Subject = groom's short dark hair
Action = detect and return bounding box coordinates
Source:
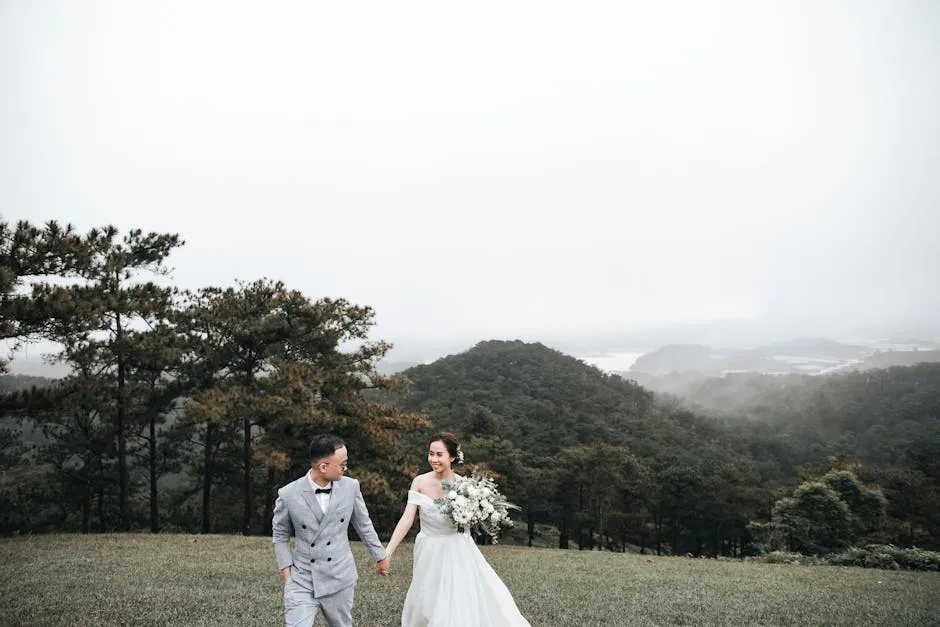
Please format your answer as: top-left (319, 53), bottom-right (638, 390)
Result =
top-left (309, 434), bottom-right (345, 463)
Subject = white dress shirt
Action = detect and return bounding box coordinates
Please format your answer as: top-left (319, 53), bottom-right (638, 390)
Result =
top-left (307, 471), bottom-right (332, 513)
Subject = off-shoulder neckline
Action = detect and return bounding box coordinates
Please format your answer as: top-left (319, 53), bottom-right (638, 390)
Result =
top-left (408, 490), bottom-right (437, 501)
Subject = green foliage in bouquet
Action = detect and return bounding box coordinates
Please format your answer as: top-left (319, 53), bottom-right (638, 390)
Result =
top-left (435, 471), bottom-right (520, 542)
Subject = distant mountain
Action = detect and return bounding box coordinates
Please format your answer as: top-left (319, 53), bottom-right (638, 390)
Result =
top-left (856, 349), bottom-right (940, 370)
top-left (630, 338), bottom-right (873, 377)
top-left (375, 360), bottom-right (423, 375)
top-left (618, 338), bottom-right (940, 413)
top-left (0, 374), bottom-right (55, 393)
top-left (630, 344), bottom-right (717, 375)
top-left (746, 338), bottom-right (868, 360)
top-left (2, 351), bottom-right (70, 378)
top-left (621, 349), bottom-right (940, 417)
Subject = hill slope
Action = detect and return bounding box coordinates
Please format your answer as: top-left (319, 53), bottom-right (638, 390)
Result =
top-left (392, 339), bottom-right (721, 459)
top-left (391, 342), bottom-right (940, 550)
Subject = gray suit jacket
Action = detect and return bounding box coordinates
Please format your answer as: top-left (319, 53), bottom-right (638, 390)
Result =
top-left (272, 474), bottom-right (387, 598)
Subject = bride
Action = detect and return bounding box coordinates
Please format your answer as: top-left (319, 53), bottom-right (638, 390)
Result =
top-left (384, 432), bottom-right (530, 627)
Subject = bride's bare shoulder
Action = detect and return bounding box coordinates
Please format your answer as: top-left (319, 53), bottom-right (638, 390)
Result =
top-left (410, 472), bottom-right (434, 493)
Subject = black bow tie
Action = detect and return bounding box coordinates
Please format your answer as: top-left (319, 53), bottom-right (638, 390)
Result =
top-left (315, 488), bottom-right (332, 494)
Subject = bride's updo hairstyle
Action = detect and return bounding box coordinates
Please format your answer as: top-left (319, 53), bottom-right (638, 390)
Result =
top-left (429, 432), bottom-right (461, 463)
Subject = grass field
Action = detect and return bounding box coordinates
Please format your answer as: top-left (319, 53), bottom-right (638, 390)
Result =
top-left (1, 534), bottom-right (938, 626)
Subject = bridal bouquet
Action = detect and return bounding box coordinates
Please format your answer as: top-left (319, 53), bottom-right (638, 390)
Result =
top-left (435, 471), bottom-right (520, 542)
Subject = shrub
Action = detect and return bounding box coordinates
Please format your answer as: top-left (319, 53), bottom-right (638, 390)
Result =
top-left (746, 545), bottom-right (940, 571)
top-left (829, 544), bottom-right (940, 571)
top-left (745, 551), bottom-right (826, 566)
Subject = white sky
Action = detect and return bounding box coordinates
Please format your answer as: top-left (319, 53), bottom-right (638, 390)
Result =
top-left (2, 0), bottom-right (939, 361)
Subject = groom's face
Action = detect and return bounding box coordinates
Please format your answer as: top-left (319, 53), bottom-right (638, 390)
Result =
top-left (317, 445), bottom-right (348, 481)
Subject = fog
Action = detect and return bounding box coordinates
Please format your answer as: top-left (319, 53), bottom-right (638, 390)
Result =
top-left (3, 1), bottom-right (939, 367)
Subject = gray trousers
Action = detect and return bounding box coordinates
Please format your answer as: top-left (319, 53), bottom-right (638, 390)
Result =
top-left (284, 577), bottom-right (355, 627)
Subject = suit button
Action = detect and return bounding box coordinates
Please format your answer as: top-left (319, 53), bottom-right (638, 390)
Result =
top-left (312, 559), bottom-right (315, 563)
top-left (327, 541), bottom-right (331, 546)
top-left (340, 518), bottom-right (344, 522)
top-left (311, 542), bottom-right (315, 547)
top-left (327, 557), bottom-right (332, 562)
top-left (302, 524), bottom-right (306, 529)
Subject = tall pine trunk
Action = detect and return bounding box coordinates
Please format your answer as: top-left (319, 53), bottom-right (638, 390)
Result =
top-left (241, 366), bottom-right (256, 537)
top-left (242, 417), bottom-right (252, 535)
top-left (81, 478), bottom-right (91, 533)
top-left (577, 486), bottom-right (584, 549)
top-left (672, 512), bottom-right (681, 555)
top-left (96, 481), bottom-right (105, 532)
top-left (115, 308), bottom-right (129, 530)
top-left (201, 422), bottom-right (215, 533)
top-left (527, 510), bottom-right (535, 547)
top-left (655, 512), bottom-right (663, 555)
top-left (149, 413), bottom-right (158, 532)
top-left (262, 468), bottom-right (275, 536)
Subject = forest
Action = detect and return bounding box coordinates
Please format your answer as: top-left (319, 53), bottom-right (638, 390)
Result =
top-left (2, 219), bottom-right (938, 561)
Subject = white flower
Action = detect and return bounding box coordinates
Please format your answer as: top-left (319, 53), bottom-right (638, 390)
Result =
top-left (434, 471), bottom-right (520, 541)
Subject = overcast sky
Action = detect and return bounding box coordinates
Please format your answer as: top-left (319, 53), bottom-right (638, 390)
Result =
top-left (2, 1), bottom-right (939, 361)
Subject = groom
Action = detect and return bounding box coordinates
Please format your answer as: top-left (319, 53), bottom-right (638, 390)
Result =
top-left (273, 434), bottom-right (390, 627)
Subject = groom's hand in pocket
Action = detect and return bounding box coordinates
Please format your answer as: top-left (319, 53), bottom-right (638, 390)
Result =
top-left (281, 566), bottom-right (291, 583)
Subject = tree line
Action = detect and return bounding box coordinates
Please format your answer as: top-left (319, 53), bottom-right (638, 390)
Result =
top-left (2, 218), bottom-right (938, 562)
top-left (1, 219), bottom-right (427, 536)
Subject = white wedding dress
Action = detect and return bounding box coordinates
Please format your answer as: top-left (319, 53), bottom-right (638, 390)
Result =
top-left (401, 490), bottom-right (530, 627)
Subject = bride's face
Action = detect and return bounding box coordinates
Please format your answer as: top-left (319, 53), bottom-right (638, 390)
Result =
top-left (428, 440), bottom-right (452, 473)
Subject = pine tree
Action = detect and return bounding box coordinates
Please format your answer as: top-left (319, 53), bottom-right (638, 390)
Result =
top-left (177, 279), bottom-right (429, 535)
top-left (0, 219), bottom-right (86, 371)
top-left (29, 225), bottom-right (183, 529)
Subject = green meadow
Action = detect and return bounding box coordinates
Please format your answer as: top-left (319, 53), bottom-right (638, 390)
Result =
top-left (1, 534), bottom-right (938, 626)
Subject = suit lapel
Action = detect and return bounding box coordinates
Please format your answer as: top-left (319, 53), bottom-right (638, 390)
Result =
top-left (328, 478), bottom-right (347, 517)
top-left (318, 478), bottom-right (353, 532)
top-left (319, 478), bottom-right (345, 525)
top-left (300, 474), bottom-right (325, 522)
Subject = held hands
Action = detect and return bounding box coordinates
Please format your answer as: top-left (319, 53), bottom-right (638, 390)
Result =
top-left (376, 557), bottom-right (390, 577)
top-left (282, 560), bottom-right (388, 579)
